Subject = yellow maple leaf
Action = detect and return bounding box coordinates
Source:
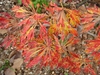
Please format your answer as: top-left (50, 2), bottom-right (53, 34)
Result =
top-left (66, 10), bottom-right (81, 27)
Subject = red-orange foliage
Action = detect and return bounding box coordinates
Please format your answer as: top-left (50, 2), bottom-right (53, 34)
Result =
top-left (0, 1), bottom-right (100, 75)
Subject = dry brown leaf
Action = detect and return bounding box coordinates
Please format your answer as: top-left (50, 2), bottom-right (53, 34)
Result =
top-left (94, 16), bottom-right (100, 23)
top-left (5, 67), bottom-right (15, 75)
top-left (9, 50), bottom-right (21, 59)
top-left (78, 5), bottom-right (87, 13)
top-left (12, 58), bottom-right (23, 70)
top-left (0, 29), bottom-right (7, 35)
top-left (9, 50), bottom-right (22, 63)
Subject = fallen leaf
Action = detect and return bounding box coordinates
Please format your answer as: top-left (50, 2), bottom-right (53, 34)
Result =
top-left (93, 16), bottom-right (100, 23)
top-left (9, 50), bottom-right (22, 63)
top-left (9, 50), bottom-right (21, 59)
top-left (0, 29), bottom-right (7, 35)
top-left (78, 5), bottom-right (87, 13)
top-left (12, 58), bottom-right (23, 70)
top-left (5, 67), bottom-right (15, 75)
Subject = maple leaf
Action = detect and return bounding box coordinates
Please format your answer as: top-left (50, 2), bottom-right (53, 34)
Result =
top-left (0, 12), bottom-right (12, 18)
top-left (66, 10), bottom-right (81, 27)
top-left (70, 65), bottom-right (80, 74)
top-left (33, 13), bottom-right (47, 22)
top-left (85, 39), bottom-right (100, 53)
top-left (92, 52), bottom-right (100, 62)
top-left (12, 5), bottom-right (28, 18)
top-left (70, 52), bottom-right (80, 59)
top-left (39, 25), bottom-right (47, 39)
top-left (46, 1), bottom-right (62, 14)
top-left (61, 55), bottom-right (81, 73)
top-left (18, 16), bottom-right (34, 26)
top-left (21, 18), bottom-right (35, 34)
top-left (0, 17), bottom-right (9, 26)
top-left (87, 5), bottom-right (100, 15)
top-left (48, 24), bottom-right (59, 35)
top-left (27, 56), bottom-right (42, 68)
top-left (14, 12), bottom-right (27, 18)
top-left (0, 12), bottom-right (11, 28)
top-left (46, 6), bottom-right (62, 14)
top-left (81, 17), bottom-right (94, 24)
top-left (2, 36), bottom-right (14, 49)
top-left (12, 6), bottom-right (27, 13)
top-left (81, 13), bottom-right (94, 18)
top-left (48, 9), bottom-right (79, 39)
top-left (48, 22), bottom-right (78, 40)
top-left (97, 58), bottom-right (100, 65)
top-left (65, 36), bottom-right (79, 46)
top-left (82, 22), bottom-right (95, 32)
top-left (83, 64), bottom-right (96, 75)
top-left (24, 26), bottom-right (34, 41)
top-left (22, 33), bottom-right (63, 68)
top-left (21, 28), bottom-right (73, 69)
top-left (49, 51), bottom-right (62, 68)
top-left (69, 27), bottom-right (78, 36)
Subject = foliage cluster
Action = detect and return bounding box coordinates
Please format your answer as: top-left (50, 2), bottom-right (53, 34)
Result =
top-left (0, 0), bottom-right (100, 75)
